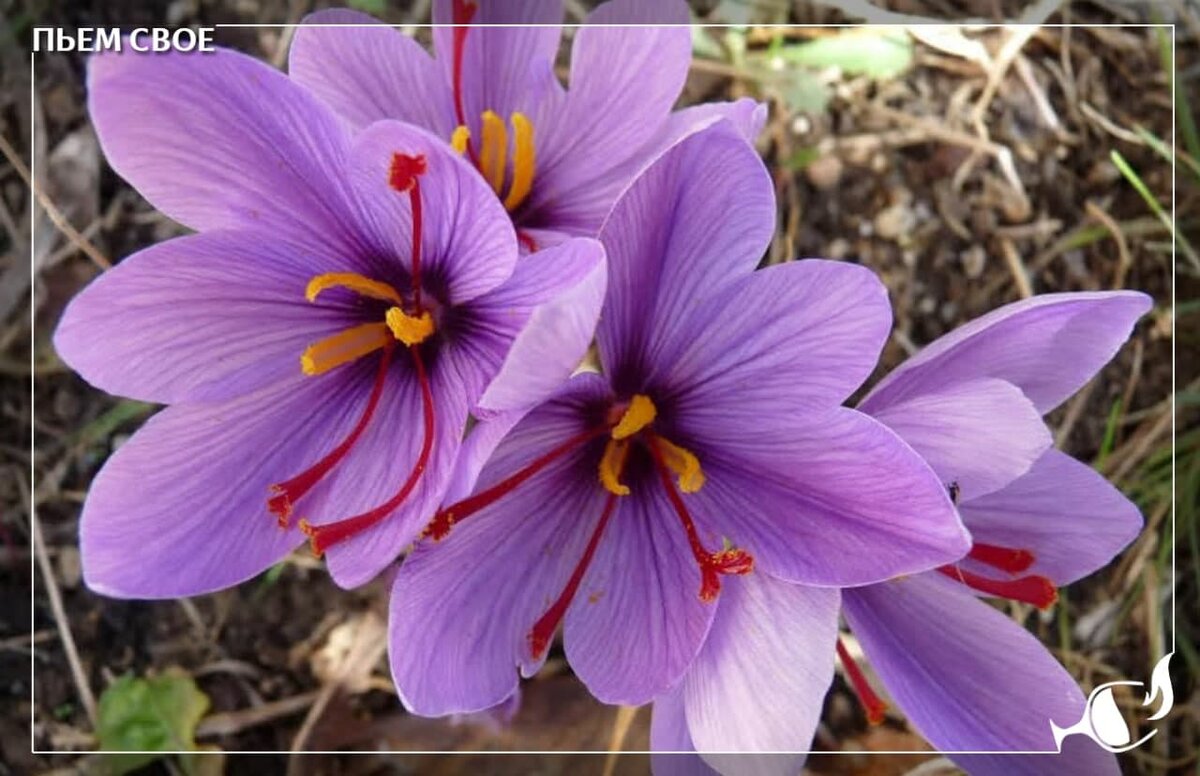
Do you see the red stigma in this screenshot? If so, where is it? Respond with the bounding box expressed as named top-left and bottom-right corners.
top-left (528, 494), bottom-right (619, 661)
top-left (967, 542), bottom-right (1036, 574)
top-left (267, 343), bottom-right (395, 527)
top-left (516, 230), bottom-right (538, 253)
top-left (647, 434), bottom-right (753, 602)
top-left (424, 426), bottom-right (608, 541)
top-left (389, 152), bottom-right (427, 193)
top-left (451, 0), bottom-right (477, 159)
top-left (301, 345), bottom-right (436, 556)
top-left (938, 565), bottom-right (1058, 610)
top-left (387, 153), bottom-right (428, 311)
top-left (837, 639), bottom-right (888, 725)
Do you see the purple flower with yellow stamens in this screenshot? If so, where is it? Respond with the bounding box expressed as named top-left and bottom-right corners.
top-left (648, 292), bottom-right (1150, 775)
top-left (54, 45), bottom-right (606, 595)
top-left (385, 122), bottom-right (969, 716)
top-left (289, 0), bottom-right (764, 251)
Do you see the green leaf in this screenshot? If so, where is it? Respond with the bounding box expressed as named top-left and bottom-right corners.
top-left (773, 29), bottom-right (913, 79)
top-left (349, 0), bottom-right (388, 15)
top-left (97, 671), bottom-right (211, 775)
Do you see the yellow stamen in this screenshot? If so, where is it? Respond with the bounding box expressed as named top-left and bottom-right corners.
top-left (503, 112), bottom-right (535, 211)
top-left (385, 307), bottom-right (436, 346)
top-left (301, 322), bottom-right (391, 376)
top-left (479, 110), bottom-right (508, 195)
top-left (612, 394), bottom-right (656, 440)
top-left (599, 439), bottom-right (631, 496)
top-left (306, 273), bottom-right (403, 305)
top-left (451, 125), bottom-right (470, 156)
top-left (655, 436), bottom-right (706, 493)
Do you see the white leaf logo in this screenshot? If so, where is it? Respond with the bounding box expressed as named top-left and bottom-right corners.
top-left (1050, 652), bottom-right (1174, 754)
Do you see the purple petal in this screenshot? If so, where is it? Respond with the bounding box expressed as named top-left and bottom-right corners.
top-left (655, 260), bottom-right (892, 414)
top-left (680, 575), bottom-right (836, 774)
top-left (79, 372), bottom-right (381, 598)
top-left (472, 238), bottom-right (607, 417)
top-left (526, 0), bottom-right (691, 228)
top-left (528, 100), bottom-right (767, 239)
top-left (862, 291), bottom-right (1152, 415)
top-left (564, 482), bottom-right (714, 706)
top-left (679, 407), bottom-right (969, 586)
top-left (54, 231), bottom-right (350, 404)
top-left (868, 378), bottom-right (1052, 501)
top-left (312, 358), bottom-right (472, 589)
top-left (960, 450), bottom-right (1143, 585)
top-left (651, 689), bottom-right (718, 776)
top-left (431, 0), bottom-right (563, 128)
top-left (442, 410), bottom-right (527, 505)
top-left (388, 374), bottom-right (611, 715)
top-left (347, 120), bottom-right (518, 304)
top-left (595, 123), bottom-right (774, 386)
top-left (88, 46), bottom-right (361, 254)
top-left (289, 9), bottom-right (455, 136)
top-left (843, 573), bottom-right (1117, 775)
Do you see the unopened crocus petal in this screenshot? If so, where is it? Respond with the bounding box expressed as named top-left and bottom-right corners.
top-left (658, 260), bottom-right (891, 417)
top-left (596, 123), bottom-right (774, 387)
top-left (347, 120), bottom-right (517, 304)
top-left (54, 231), bottom-right (356, 405)
top-left (471, 237), bottom-right (607, 417)
top-left (431, 0), bottom-right (563, 125)
top-left (868, 378), bottom-right (1052, 501)
top-left (960, 449), bottom-right (1143, 585)
top-left (290, 9), bottom-right (456, 136)
top-left (862, 291), bottom-right (1152, 415)
top-left (389, 375), bottom-right (611, 715)
top-left (78, 370), bottom-right (395, 598)
top-left (88, 47), bottom-right (361, 255)
top-left (565, 482), bottom-right (712, 706)
top-left (843, 574), bottom-right (1118, 776)
top-left (313, 362), bottom-right (471, 589)
top-left (681, 575), bottom-right (838, 776)
top-left (679, 407), bottom-right (968, 586)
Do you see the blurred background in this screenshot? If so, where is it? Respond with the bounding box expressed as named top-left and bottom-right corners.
top-left (1, 0), bottom-right (1195, 773)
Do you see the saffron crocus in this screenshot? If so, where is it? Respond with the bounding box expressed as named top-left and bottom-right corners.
top-left (647, 295), bottom-right (1150, 776)
top-left (386, 121), bottom-right (969, 717)
top-left (54, 46), bottom-right (605, 595)
top-left (289, 0), bottom-right (764, 250)
top-left (839, 292), bottom-right (1151, 774)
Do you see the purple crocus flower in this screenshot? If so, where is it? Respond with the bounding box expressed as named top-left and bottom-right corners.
top-left (842, 291), bottom-right (1151, 775)
top-left (385, 122), bottom-right (969, 716)
top-left (288, 0), bottom-right (764, 251)
top-left (54, 45), bottom-right (605, 594)
top-left (648, 292), bottom-right (1150, 775)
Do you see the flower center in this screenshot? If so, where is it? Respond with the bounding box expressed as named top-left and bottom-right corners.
top-left (449, 0), bottom-right (538, 221)
top-left (421, 393), bottom-right (754, 661)
top-left (266, 153), bottom-right (439, 556)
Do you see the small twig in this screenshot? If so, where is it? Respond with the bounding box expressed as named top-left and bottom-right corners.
top-left (1084, 200), bottom-right (1132, 289)
top-left (25, 474), bottom-right (99, 727)
top-left (602, 706), bottom-right (640, 776)
top-left (999, 238), bottom-right (1033, 298)
top-left (195, 690), bottom-right (321, 738)
top-left (1079, 102), bottom-right (1145, 145)
top-left (1014, 54), bottom-right (1060, 130)
top-left (0, 129), bottom-right (111, 270)
top-left (1054, 378), bottom-right (1097, 448)
top-left (971, 25), bottom-right (1039, 139)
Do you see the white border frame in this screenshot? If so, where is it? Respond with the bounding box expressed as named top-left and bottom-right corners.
top-left (26, 17), bottom-right (1179, 760)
